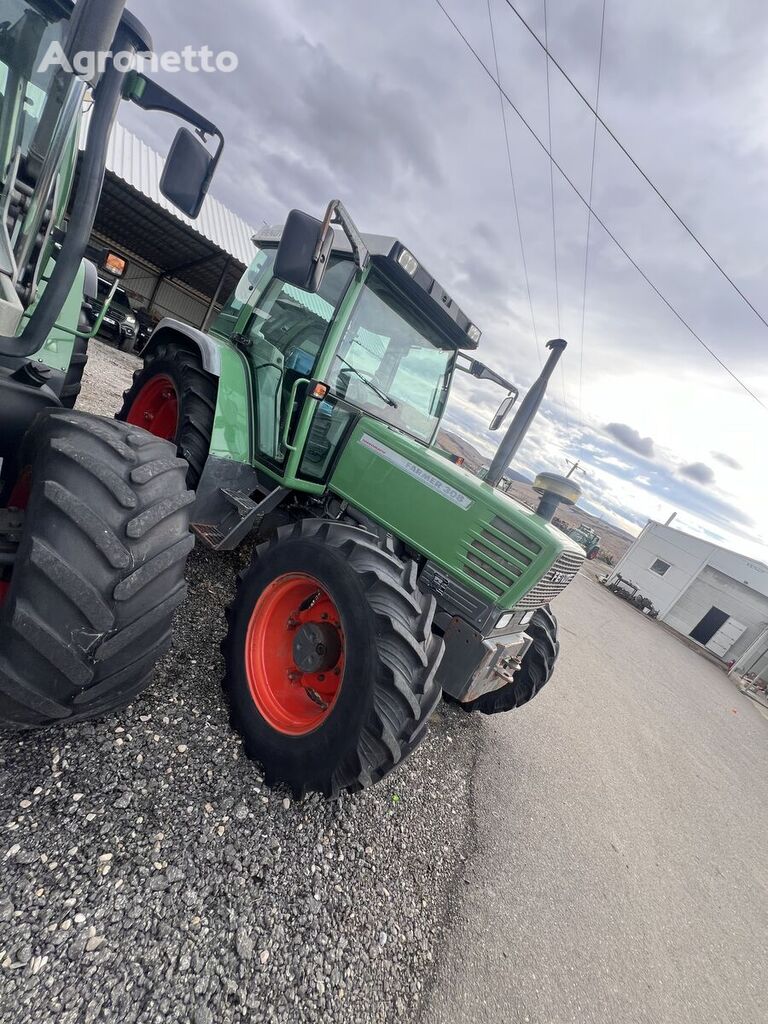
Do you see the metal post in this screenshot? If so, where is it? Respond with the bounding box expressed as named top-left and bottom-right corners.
top-left (147, 271), bottom-right (166, 317)
top-left (486, 338), bottom-right (567, 486)
top-left (202, 255), bottom-right (232, 330)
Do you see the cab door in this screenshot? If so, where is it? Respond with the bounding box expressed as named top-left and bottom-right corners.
top-left (236, 258), bottom-right (354, 471)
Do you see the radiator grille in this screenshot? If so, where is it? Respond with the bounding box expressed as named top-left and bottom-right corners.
top-left (514, 550), bottom-right (585, 610)
top-left (461, 516), bottom-right (541, 598)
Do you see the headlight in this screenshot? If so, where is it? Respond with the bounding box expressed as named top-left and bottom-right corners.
top-left (496, 609), bottom-right (534, 630)
top-left (124, 315), bottom-right (137, 327)
top-left (397, 248), bottom-right (419, 276)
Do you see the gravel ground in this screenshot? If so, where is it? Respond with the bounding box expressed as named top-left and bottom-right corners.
top-left (0, 341), bottom-right (479, 1024)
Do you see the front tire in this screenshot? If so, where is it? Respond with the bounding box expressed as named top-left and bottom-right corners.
top-left (117, 342), bottom-right (216, 488)
top-left (0, 411), bottom-right (194, 729)
top-left (222, 520), bottom-right (444, 797)
top-left (460, 606), bottom-right (559, 715)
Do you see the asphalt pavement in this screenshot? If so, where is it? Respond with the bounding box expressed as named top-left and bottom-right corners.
top-left (426, 573), bottom-right (768, 1024)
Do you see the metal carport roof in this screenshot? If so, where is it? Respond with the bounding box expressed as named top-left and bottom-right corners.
top-left (75, 115), bottom-right (257, 324)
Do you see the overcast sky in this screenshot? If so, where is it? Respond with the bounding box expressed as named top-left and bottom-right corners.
top-left (125, 0), bottom-right (768, 560)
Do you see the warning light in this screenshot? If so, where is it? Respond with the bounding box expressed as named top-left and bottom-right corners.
top-left (310, 382), bottom-right (328, 399)
top-left (104, 252), bottom-right (127, 277)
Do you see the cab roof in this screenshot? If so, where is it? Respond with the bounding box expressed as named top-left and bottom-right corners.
top-left (253, 224), bottom-right (481, 350)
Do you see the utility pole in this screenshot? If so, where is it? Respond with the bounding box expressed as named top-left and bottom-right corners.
top-left (564, 458), bottom-right (585, 479)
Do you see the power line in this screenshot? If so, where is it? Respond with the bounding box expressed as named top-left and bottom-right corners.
top-left (431, 0), bottom-right (767, 411)
top-left (542, 0), bottom-right (561, 338)
top-left (485, 0), bottom-right (542, 369)
top-left (501, 0), bottom-right (768, 335)
top-left (578, 0), bottom-right (607, 423)
top-left (541, 0), bottom-right (571, 434)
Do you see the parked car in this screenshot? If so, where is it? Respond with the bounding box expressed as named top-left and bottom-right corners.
top-left (90, 279), bottom-right (140, 352)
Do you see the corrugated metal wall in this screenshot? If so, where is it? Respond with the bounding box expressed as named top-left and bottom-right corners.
top-left (91, 233), bottom-right (215, 328)
top-left (82, 115), bottom-right (255, 264)
top-left (665, 565), bottom-right (768, 662)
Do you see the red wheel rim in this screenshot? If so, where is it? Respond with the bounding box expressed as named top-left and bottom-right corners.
top-left (125, 374), bottom-right (179, 440)
top-left (0, 468), bottom-right (32, 606)
top-left (245, 573), bottom-right (345, 735)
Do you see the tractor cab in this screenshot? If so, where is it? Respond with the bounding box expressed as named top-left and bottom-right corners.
top-left (208, 204), bottom-right (517, 486)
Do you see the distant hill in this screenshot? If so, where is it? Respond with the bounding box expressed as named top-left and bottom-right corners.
top-left (435, 429), bottom-right (489, 472)
top-left (504, 468), bottom-right (533, 484)
top-left (436, 430), bottom-right (534, 483)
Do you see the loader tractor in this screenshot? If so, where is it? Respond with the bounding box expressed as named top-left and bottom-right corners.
top-left (0, 0), bottom-right (222, 725)
top-left (117, 202), bottom-right (586, 797)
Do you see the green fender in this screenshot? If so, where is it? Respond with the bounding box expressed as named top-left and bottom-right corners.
top-left (143, 319), bottom-right (252, 464)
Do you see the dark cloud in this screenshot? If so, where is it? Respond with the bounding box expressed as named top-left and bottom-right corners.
top-left (604, 423), bottom-right (655, 457)
top-left (679, 462), bottom-right (715, 485)
top-left (711, 451), bottom-right (742, 470)
top-left (120, 0), bottom-right (767, 557)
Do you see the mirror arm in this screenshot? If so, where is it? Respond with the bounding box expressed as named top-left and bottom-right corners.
top-left (319, 200), bottom-right (369, 271)
top-left (456, 355), bottom-right (518, 397)
top-left (126, 72), bottom-right (224, 152)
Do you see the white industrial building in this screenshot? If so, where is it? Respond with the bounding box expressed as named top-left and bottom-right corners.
top-left (607, 521), bottom-right (768, 675)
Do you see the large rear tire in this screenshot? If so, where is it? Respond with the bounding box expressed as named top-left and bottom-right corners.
top-left (116, 343), bottom-right (216, 488)
top-left (0, 411), bottom-right (194, 729)
top-left (460, 606), bottom-right (559, 715)
top-left (222, 520), bottom-right (444, 797)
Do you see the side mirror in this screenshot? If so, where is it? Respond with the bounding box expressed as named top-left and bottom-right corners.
top-left (128, 75), bottom-right (224, 219)
top-left (274, 209), bottom-right (334, 294)
top-left (489, 393), bottom-right (517, 431)
top-left (160, 127), bottom-right (217, 219)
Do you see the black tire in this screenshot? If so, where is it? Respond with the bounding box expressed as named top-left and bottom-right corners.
top-left (59, 325), bottom-right (89, 409)
top-left (222, 520), bottom-right (444, 798)
top-left (460, 606), bottom-right (559, 715)
top-left (116, 342), bottom-right (216, 488)
top-left (0, 410), bottom-right (194, 729)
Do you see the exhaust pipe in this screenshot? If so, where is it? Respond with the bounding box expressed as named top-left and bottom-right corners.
top-left (486, 338), bottom-right (567, 487)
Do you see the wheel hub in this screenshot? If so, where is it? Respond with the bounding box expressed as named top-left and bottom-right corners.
top-left (292, 621), bottom-right (342, 674)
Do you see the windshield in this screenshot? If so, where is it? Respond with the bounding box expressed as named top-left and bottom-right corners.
top-left (211, 245), bottom-right (276, 339)
top-left (0, 2), bottom-right (67, 172)
top-left (329, 273), bottom-right (455, 443)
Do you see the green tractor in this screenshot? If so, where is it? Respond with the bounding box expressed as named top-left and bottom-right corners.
top-left (569, 524), bottom-right (601, 560)
top-left (117, 202), bottom-right (586, 797)
top-left (0, 1), bottom-right (221, 723)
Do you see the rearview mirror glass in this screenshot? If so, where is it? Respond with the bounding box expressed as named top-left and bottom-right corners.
top-left (274, 209), bottom-right (334, 293)
top-left (490, 394), bottom-right (516, 430)
top-left (160, 127), bottom-right (215, 218)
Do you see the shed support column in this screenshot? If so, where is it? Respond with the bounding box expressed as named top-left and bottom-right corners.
top-left (147, 271), bottom-right (166, 318)
top-left (201, 256), bottom-right (232, 331)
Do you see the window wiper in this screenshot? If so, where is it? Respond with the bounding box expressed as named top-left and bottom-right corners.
top-left (337, 357), bottom-right (398, 408)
